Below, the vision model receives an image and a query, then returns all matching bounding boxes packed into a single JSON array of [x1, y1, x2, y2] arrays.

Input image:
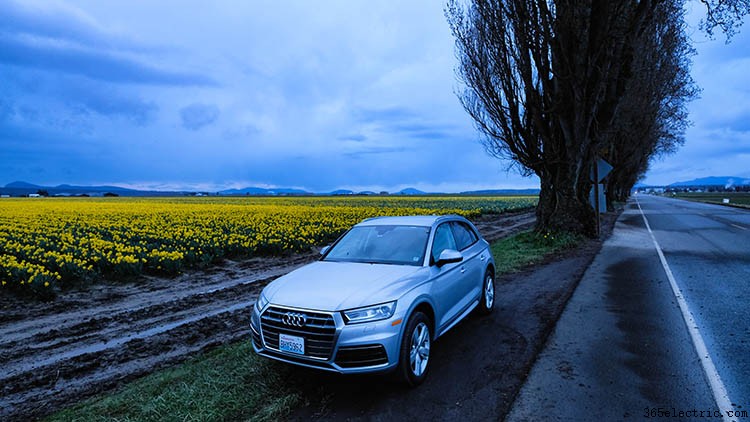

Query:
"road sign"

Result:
[[590, 158, 613, 183]]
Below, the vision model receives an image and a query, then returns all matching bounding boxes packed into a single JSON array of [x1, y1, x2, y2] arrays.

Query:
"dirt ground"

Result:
[[0, 210, 536, 421]]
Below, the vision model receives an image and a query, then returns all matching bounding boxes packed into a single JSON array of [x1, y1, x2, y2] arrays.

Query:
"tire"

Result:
[[397, 311, 431, 387], [476, 270, 495, 315]]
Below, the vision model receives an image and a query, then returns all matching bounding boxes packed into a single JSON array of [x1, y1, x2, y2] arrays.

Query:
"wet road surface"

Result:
[[508, 195, 748, 421]]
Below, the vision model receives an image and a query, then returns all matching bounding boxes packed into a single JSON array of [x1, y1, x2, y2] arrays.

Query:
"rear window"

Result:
[[450, 221, 478, 251]]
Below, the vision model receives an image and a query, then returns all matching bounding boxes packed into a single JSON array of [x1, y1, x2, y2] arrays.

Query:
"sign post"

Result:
[[590, 158, 613, 237], [594, 163, 600, 236]]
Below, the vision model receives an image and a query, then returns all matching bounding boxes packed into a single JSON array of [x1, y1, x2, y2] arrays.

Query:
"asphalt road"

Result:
[[508, 195, 749, 421]]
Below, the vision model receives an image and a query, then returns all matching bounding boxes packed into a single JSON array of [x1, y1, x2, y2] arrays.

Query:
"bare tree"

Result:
[[604, 0, 698, 205], [447, 0, 748, 236], [700, 0, 750, 38], [447, 0, 660, 235]]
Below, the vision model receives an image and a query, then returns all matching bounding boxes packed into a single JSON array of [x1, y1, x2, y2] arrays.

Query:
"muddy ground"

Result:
[[0, 211, 536, 421]]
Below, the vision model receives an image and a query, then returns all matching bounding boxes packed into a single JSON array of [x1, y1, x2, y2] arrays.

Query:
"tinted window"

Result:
[[451, 222, 478, 251], [324, 225, 430, 266], [431, 223, 457, 263]]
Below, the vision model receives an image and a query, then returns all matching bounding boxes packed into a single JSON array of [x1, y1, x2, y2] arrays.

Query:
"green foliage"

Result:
[[671, 192, 750, 207], [46, 341, 300, 422], [490, 230, 581, 275]]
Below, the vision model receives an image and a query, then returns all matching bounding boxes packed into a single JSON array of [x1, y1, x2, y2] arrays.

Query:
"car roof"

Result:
[[356, 214, 465, 227]]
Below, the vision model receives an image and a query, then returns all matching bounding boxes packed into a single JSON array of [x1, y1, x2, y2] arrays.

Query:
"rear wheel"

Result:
[[397, 311, 431, 386], [476, 270, 495, 315]]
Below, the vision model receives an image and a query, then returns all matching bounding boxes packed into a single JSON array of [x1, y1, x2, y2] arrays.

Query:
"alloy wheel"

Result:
[[409, 322, 430, 377]]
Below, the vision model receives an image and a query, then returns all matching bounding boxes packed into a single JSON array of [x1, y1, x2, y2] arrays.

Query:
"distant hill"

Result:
[[56, 184, 139, 193], [1, 181, 183, 197], [396, 188, 425, 195], [219, 186, 309, 195], [668, 176, 750, 187], [6, 181, 43, 189], [330, 189, 354, 195], [1, 180, 545, 197]]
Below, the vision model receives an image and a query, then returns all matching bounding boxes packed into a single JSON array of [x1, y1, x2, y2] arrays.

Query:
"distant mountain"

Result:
[[5, 181, 43, 189], [1, 180, 545, 198], [54, 184, 139, 193], [460, 188, 540, 195], [668, 176, 750, 187], [396, 188, 425, 195], [1, 181, 184, 197], [219, 187, 309, 195], [220, 187, 269, 195], [271, 188, 308, 195]]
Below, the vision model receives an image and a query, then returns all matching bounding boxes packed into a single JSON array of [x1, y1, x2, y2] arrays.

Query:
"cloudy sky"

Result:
[[0, 1, 748, 192]]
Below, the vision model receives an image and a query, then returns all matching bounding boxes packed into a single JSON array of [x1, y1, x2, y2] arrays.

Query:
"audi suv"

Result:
[[250, 214, 495, 385]]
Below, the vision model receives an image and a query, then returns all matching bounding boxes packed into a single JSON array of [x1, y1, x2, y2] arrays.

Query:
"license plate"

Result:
[[279, 333, 305, 355]]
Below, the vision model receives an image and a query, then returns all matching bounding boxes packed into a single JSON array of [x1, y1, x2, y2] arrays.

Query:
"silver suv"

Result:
[[250, 215, 495, 385]]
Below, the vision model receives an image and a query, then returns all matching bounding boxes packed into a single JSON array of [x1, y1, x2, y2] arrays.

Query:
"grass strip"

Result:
[[46, 342, 301, 422], [46, 229, 579, 421], [670, 192, 750, 207], [490, 230, 581, 275]]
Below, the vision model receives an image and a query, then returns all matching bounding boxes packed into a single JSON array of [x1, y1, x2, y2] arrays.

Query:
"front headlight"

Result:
[[342, 301, 396, 324], [255, 291, 269, 312]]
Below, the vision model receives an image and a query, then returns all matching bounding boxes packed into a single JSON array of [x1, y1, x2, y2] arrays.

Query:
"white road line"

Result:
[[731, 223, 747, 231], [636, 197, 736, 422]]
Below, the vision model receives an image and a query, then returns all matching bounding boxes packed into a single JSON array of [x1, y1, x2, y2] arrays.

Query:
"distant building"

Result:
[[28, 193, 41, 198], [0, 194, 10, 198]]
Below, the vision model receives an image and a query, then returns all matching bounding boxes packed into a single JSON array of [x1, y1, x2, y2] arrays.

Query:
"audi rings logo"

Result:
[[282, 312, 307, 327]]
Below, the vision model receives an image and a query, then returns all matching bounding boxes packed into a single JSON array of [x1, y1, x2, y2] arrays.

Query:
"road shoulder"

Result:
[[506, 201, 716, 421]]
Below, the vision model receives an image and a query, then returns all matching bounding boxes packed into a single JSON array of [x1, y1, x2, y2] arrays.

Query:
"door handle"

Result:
[[460, 266, 466, 273], [480, 254, 486, 261]]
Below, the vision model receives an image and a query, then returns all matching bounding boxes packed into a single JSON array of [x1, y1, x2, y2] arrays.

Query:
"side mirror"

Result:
[[436, 249, 462, 267], [320, 245, 330, 255]]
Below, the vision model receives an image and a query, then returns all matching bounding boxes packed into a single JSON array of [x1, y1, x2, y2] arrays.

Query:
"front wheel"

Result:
[[397, 311, 431, 387], [476, 271, 495, 315]]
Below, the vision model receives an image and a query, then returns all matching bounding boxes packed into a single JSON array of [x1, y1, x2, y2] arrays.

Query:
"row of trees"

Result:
[[447, 0, 748, 235]]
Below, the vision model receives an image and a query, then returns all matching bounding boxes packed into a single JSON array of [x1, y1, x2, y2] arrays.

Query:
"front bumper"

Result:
[[250, 303, 403, 374]]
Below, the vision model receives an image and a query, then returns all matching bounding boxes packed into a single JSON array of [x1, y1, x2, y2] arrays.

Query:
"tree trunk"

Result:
[[536, 165, 597, 236]]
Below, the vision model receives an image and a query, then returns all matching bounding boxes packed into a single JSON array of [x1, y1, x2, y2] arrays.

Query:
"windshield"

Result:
[[324, 225, 430, 266]]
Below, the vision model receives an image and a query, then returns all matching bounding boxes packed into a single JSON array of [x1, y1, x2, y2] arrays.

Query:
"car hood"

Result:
[[263, 261, 425, 311]]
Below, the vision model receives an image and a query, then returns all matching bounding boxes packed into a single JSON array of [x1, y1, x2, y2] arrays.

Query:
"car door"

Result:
[[428, 222, 473, 332], [450, 221, 485, 306]]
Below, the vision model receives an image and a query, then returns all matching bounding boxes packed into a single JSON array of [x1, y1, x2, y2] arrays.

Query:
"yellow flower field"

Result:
[[0, 196, 536, 295]]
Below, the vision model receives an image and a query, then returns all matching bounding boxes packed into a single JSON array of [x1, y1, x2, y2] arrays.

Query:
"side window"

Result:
[[451, 222, 478, 251], [431, 223, 457, 263]]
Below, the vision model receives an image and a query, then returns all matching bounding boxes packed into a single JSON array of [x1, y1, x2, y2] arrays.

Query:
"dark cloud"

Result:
[[180, 104, 220, 131], [222, 125, 261, 140], [0, 36, 214, 86], [344, 146, 409, 159], [383, 122, 457, 140], [0, 66, 158, 126], [353, 106, 417, 123], [0, 100, 14, 122], [337, 134, 367, 142], [0, 1, 154, 53], [350, 107, 457, 140], [72, 93, 157, 126]]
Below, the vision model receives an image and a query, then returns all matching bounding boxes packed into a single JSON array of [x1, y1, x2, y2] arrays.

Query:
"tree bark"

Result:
[[536, 163, 596, 235]]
